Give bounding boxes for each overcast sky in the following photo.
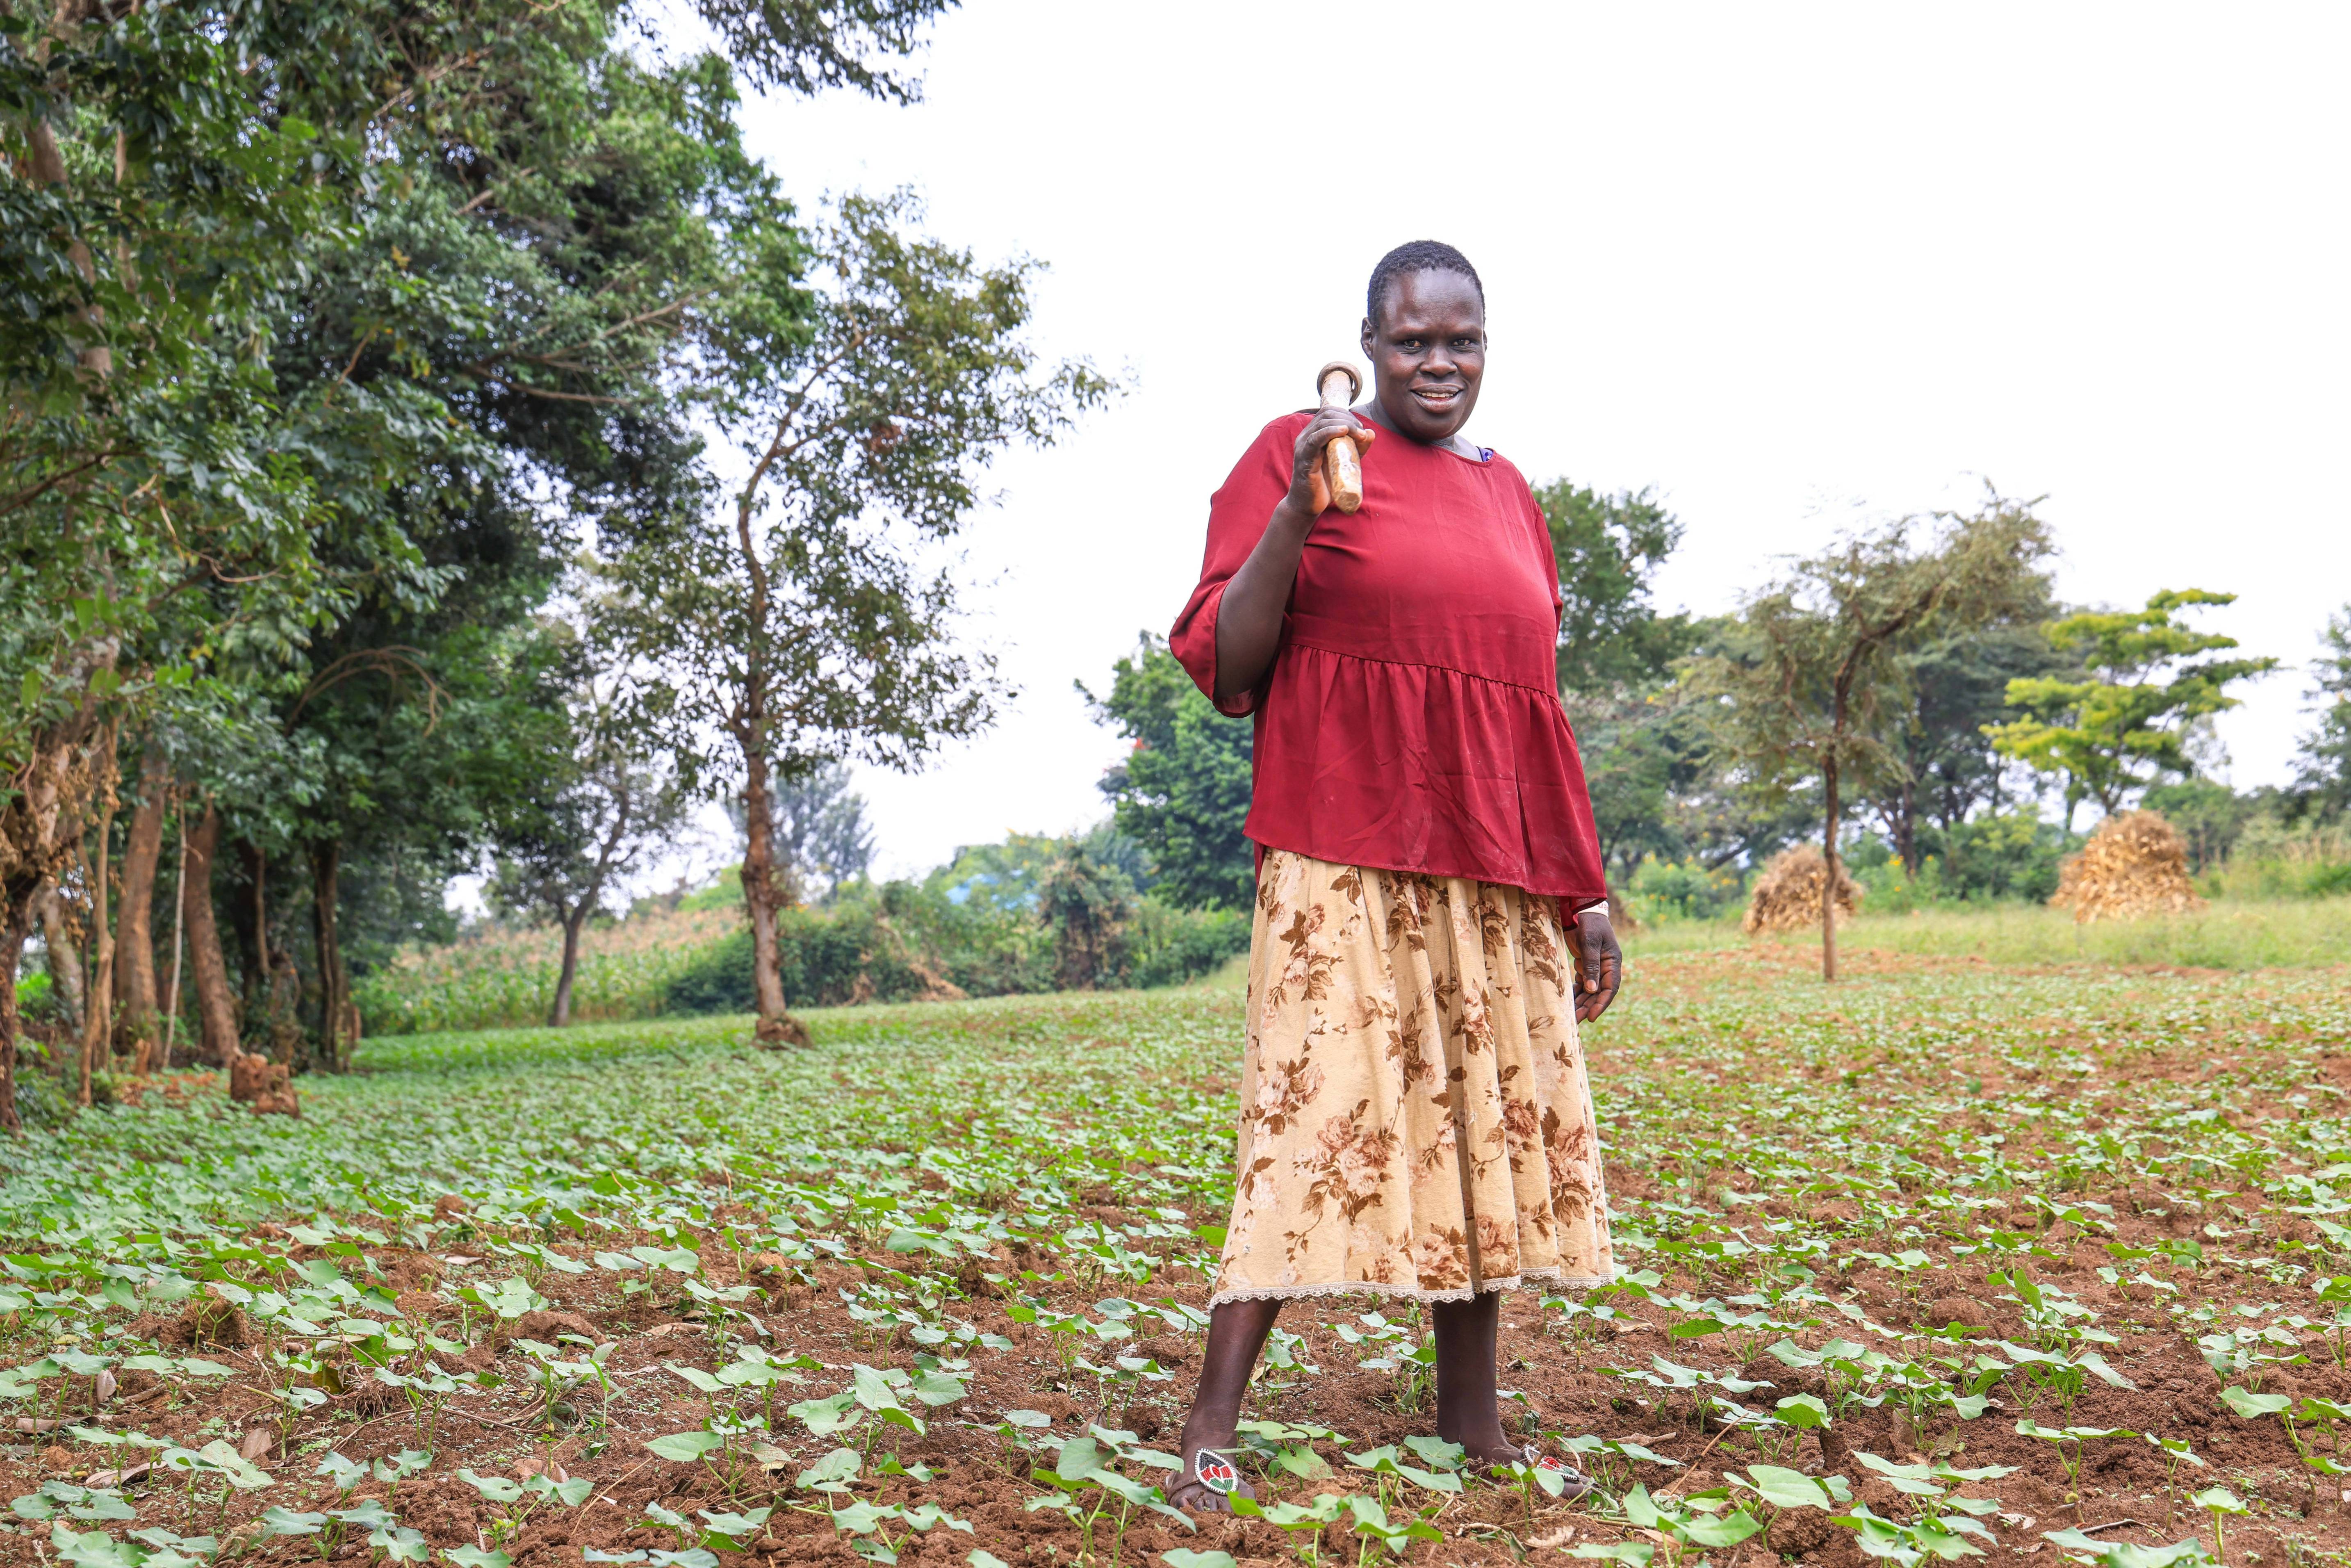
[662,2,2349,884]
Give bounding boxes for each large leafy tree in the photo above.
[1987,590,2277,823]
[1683,499,2053,979]
[1536,481,1695,698]
[1085,638,1255,912]
[596,191,1113,1046]
[3,0,959,1102]
[0,0,408,1120]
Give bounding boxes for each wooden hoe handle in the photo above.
[1317,361,1364,514]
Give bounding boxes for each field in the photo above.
[4,935,2351,1567]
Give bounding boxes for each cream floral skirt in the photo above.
[1211,850,1616,1307]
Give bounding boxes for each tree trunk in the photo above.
[739,751,810,1047]
[549,906,586,1028]
[112,748,167,1055]
[0,893,32,1134]
[1821,753,1841,984]
[182,807,239,1065]
[80,794,116,1105]
[147,810,187,1074]
[1894,777,1919,876]
[232,839,266,1011]
[310,839,351,1071]
[33,885,84,1037]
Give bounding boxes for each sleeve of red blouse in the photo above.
[1168,416,1301,718]
[1526,469,1566,621]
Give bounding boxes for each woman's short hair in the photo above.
[1366,241,1485,328]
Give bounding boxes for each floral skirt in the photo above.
[1210,851,1616,1306]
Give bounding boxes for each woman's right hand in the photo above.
[1285,408,1376,517]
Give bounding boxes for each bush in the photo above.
[1123,900,1251,988]
[12,970,56,1022]
[663,902,966,1014]
[365,825,1265,1035]
[2201,817,2351,900]
[1846,814,2066,909]
[1625,857,1747,923]
[660,884,1249,1012]
[1934,811,2067,903]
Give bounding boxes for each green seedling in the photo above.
[1230,1492,1346,1563]
[2015,1421,2135,1495]
[2188,1487,2244,1561]
[1571,1484,1760,1566]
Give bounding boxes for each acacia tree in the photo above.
[1683,498,2053,980]
[1988,590,2278,824]
[598,191,1113,1046]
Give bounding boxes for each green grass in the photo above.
[1629,894,2351,970]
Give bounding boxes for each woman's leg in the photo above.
[1168,1298,1283,1511]
[1433,1289,1519,1463]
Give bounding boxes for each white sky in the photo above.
[683,2,2350,883]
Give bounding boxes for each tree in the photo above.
[488,646,688,1027]
[1683,499,2053,979]
[1866,585,2071,873]
[1037,843,1136,991]
[2290,608,2351,823]
[1987,590,2278,823]
[598,191,1112,1047]
[1535,481,1696,698]
[1085,638,1255,911]
[770,764,877,903]
[3,0,960,1105]
[1566,680,1815,912]
[1533,485,1796,918]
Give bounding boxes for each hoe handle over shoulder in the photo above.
[1316,361,1364,514]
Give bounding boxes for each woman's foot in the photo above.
[1438,1412,1524,1470]
[1165,1299,1283,1513]
[1476,1440,1594,1499]
[1166,1441,1255,1513]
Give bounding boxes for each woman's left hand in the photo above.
[1568,907,1622,1023]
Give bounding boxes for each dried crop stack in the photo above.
[1742,843,1861,935]
[2050,809,2203,923]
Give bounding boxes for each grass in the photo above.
[6,942,2351,1562]
[1629,894,2351,970]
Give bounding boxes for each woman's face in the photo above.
[1360,269,1487,444]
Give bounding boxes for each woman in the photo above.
[1164,240,1624,1512]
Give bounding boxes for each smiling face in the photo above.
[1360,269,1487,445]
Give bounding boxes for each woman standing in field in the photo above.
[1164,240,1623,1511]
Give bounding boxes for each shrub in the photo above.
[1624,857,1746,923]
[2200,817,2351,900]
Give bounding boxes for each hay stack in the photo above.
[1743,843,1861,935]
[2050,809,2203,923]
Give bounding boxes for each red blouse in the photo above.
[1169,412,1608,905]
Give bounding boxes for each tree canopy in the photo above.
[1988,589,2277,819]
[1681,497,2055,977]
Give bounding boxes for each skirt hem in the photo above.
[1207,1265,1618,1310]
